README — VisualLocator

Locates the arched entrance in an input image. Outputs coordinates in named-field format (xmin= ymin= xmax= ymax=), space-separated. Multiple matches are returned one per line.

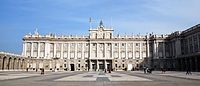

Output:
xmin=2 ymin=56 xmax=6 ymax=70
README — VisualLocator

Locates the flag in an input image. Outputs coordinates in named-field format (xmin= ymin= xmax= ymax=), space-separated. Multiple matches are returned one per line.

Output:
xmin=89 ymin=17 xmax=92 ymax=23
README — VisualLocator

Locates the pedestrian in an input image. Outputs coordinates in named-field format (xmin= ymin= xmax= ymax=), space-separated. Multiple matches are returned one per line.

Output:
xmin=143 ymin=67 xmax=146 ymax=74
xmin=26 ymin=68 xmax=28 ymax=72
xmin=146 ymin=67 xmax=150 ymax=74
xmin=186 ymin=67 xmax=192 ymax=75
xmin=104 ymin=69 xmax=107 ymax=73
xmin=41 ymin=68 xmax=44 ymax=75
xmin=161 ymin=68 xmax=166 ymax=74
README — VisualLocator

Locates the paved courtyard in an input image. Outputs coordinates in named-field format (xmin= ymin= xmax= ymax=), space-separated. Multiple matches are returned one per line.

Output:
xmin=0 ymin=71 xmax=200 ymax=86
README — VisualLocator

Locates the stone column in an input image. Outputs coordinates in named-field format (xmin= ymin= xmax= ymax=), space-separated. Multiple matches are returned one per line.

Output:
xmin=75 ymin=43 xmax=77 ymax=59
xmin=96 ymin=43 xmax=98 ymax=58
xmin=68 ymin=43 xmax=70 ymax=59
xmin=89 ymin=60 xmax=92 ymax=71
xmin=97 ymin=60 xmax=99 ymax=71
xmin=197 ymin=35 xmax=200 ymax=52
xmin=104 ymin=43 xmax=106 ymax=58
xmin=31 ymin=42 xmax=33 ymax=57
xmin=104 ymin=60 xmax=107 ymax=70
xmin=82 ymin=43 xmax=84 ymax=59
xmin=22 ymin=42 xmax=26 ymax=56
xmin=44 ymin=42 xmax=49 ymax=59
xmin=89 ymin=43 xmax=92 ymax=59
xmin=118 ymin=43 xmax=121 ymax=59
xmin=163 ymin=42 xmax=166 ymax=58
xmin=187 ymin=39 xmax=190 ymax=54
xmin=139 ymin=43 xmax=142 ymax=59
xmin=125 ymin=43 xmax=128 ymax=59
xmin=132 ymin=42 xmax=135 ymax=59
xmin=61 ymin=43 xmax=63 ymax=59
xmin=147 ymin=41 xmax=150 ymax=58
xmin=38 ymin=42 xmax=40 ymax=58
xmin=54 ymin=43 xmax=56 ymax=58
xmin=111 ymin=43 xmax=114 ymax=59
xmin=153 ymin=41 xmax=157 ymax=59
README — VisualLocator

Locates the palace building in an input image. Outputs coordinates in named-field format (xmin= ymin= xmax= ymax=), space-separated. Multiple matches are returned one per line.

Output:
xmin=1 ymin=21 xmax=200 ymax=72
xmin=22 ymin=21 xmax=161 ymax=71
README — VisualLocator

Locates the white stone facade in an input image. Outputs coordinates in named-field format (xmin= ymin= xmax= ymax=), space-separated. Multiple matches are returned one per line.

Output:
xmin=22 ymin=21 xmax=166 ymax=71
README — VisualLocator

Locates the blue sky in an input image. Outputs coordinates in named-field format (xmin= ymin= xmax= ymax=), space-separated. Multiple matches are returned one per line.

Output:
xmin=0 ymin=0 xmax=200 ymax=54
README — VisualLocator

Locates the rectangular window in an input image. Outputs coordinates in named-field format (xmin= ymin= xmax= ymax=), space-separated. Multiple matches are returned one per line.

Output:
xmin=142 ymin=43 xmax=146 ymax=46
xmin=56 ymin=52 xmax=61 ymax=57
xmin=121 ymin=51 xmax=125 ymax=59
xmin=114 ymin=52 xmax=118 ymax=58
xmin=40 ymin=52 xmax=44 ymax=57
xmin=84 ymin=52 xmax=88 ymax=58
xmin=63 ymin=52 xmax=68 ymax=58
xmin=50 ymin=52 xmax=54 ymax=57
xmin=63 ymin=43 xmax=68 ymax=51
xmin=128 ymin=52 xmax=132 ymax=58
xmin=78 ymin=52 xmax=81 ymax=58
xmin=70 ymin=52 xmax=75 ymax=59
xmin=142 ymin=51 xmax=146 ymax=58
xmin=26 ymin=42 xmax=31 ymax=51
xmin=135 ymin=51 xmax=140 ymax=59
xmin=136 ymin=43 xmax=140 ymax=47
xmin=40 ymin=42 xmax=45 ymax=51
xmin=122 ymin=43 xmax=125 ymax=46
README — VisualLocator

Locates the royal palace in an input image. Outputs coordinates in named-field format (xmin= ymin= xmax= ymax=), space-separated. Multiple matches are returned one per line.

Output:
xmin=0 ymin=21 xmax=200 ymax=72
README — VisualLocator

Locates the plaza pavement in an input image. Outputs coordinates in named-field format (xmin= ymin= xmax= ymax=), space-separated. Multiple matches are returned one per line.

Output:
xmin=127 ymin=71 xmax=200 ymax=80
xmin=0 ymin=70 xmax=200 ymax=86
xmin=55 ymin=71 xmax=152 ymax=81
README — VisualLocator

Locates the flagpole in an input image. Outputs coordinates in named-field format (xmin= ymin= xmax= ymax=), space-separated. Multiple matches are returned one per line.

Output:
xmin=89 ymin=17 xmax=92 ymax=30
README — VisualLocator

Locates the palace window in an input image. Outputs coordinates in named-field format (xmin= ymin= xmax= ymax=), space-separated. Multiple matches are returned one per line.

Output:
xmin=122 ymin=43 xmax=125 ymax=46
xmin=136 ymin=43 xmax=140 ymax=47
xmin=135 ymin=51 xmax=140 ymax=59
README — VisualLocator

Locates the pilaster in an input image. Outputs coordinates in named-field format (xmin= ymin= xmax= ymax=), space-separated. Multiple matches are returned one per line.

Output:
xmin=125 ymin=43 xmax=128 ymax=59
xmin=139 ymin=42 xmax=142 ymax=59
xmin=75 ymin=43 xmax=77 ymax=59
xmin=31 ymin=42 xmax=33 ymax=57
xmin=61 ymin=43 xmax=63 ymax=59
xmin=118 ymin=43 xmax=121 ymax=59
xmin=132 ymin=42 xmax=135 ymax=59
xmin=38 ymin=42 xmax=40 ymax=58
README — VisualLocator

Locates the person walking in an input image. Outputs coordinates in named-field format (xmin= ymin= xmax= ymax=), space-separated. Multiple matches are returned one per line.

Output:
xmin=143 ymin=67 xmax=146 ymax=74
xmin=186 ymin=67 xmax=192 ymax=75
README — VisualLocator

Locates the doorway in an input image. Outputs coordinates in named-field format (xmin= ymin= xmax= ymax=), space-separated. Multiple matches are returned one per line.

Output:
xmin=99 ymin=64 xmax=104 ymax=71
xmin=107 ymin=64 xmax=111 ymax=70
xmin=70 ymin=64 xmax=75 ymax=71
xmin=92 ymin=64 xmax=97 ymax=71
